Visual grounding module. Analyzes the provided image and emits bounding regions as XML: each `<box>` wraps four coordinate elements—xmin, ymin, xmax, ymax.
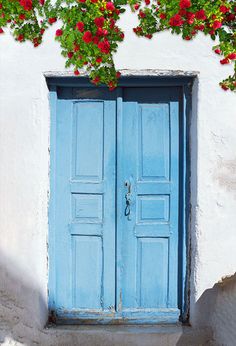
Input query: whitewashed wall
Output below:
<box><xmin>0</xmin><ymin>9</ymin><xmax>236</xmax><ymax>345</ymax></box>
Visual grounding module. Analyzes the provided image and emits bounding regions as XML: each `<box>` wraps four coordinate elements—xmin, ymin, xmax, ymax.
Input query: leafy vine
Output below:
<box><xmin>0</xmin><ymin>0</ymin><xmax>235</xmax><ymax>91</ymax></box>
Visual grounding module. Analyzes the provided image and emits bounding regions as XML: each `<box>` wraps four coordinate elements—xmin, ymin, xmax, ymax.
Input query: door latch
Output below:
<box><xmin>124</xmin><ymin>180</ymin><xmax>132</xmax><ymax>220</ymax></box>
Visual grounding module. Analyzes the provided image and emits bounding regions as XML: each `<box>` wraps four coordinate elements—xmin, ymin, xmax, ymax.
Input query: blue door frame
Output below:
<box><xmin>47</xmin><ymin>76</ymin><xmax>192</xmax><ymax>324</ymax></box>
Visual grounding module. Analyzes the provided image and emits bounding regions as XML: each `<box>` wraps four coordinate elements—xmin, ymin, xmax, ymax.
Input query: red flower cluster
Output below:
<box><xmin>166</xmin><ymin>1</ymin><xmax>229</xmax><ymax>37</ymax></box>
<box><xmin>82</xmin><ymin>31</ymin><xmax>93</xmax><ymax>43</ymax></box>
<box><xmin>179</xmin><ymin>0</ymin><xmax>191</xmax><ymax>10</ymax></box>
<box><xmin>19</xmin><ymin>0</ymin><xmax>32</xmax><ymax>11</ymax></box>
<box><xmin>195</xmin><ymin>9</ymin><xmax>206</xmax><ymax>20</ymax></box>
<box><xmin>132</xmin><ymin>0</ymin><xmax>236</xmax><ymax>91</ymax></box>
<box><xmin>79</xmin><ymin>25</ymin><xmax>111</xmax><ymax>54</ymax></box>
<box><xmin>52</xmin><ymin>0</ymin><xmax>124</xmax><ymax>89</ymax></box>
<box><xmin>76</xmin><ymin>21</ymin><xmax>84</xmax><ymax>32</ymax></box>
<box><xmin>98</xmin><ymin>39</ymin><xmax>110</xmax><ymax>54</ymax></box>
<box><xmin>94</xmin><ymin>16</ymin><xmax>105</xmax><ymax>27</ymax></box>
<box><xmin>169</xmin><ymin>14</ymin><xmax>183</xmax><ymax>26</ymax></box>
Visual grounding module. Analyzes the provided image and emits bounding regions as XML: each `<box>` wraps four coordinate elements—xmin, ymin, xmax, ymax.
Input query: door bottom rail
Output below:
<box><xmin>51</xmin><ymin>308</ymin><xmax>180</xmax><ymax>325</ymax></box>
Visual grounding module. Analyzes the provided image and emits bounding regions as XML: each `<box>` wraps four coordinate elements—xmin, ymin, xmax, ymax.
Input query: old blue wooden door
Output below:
<box><xmin>49</xmin><ymin>86</ymin><xmax>181</xmax><ymax>324</ymax></box>
<box><xmin>49</xmin><ymin>94</ymin><xmax>117</xmax><ymax>321</ymax></box>
<box><xmin>116</xmin><ymin>88</ymin><xmax>180</xmax><ymax>323</ymax></box>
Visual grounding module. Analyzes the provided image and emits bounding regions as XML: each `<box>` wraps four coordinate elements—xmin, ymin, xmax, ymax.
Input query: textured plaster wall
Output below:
<box><xmin>0</xmin><ymin>8</ymin><xmax>236</xmax><ymax>345</ymax></box>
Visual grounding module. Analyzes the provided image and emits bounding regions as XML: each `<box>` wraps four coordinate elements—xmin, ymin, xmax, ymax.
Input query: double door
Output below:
<box><xmin>49</xmin><ymin>86</ymin><xmax>181</xmax><ymax>324</ymax></box>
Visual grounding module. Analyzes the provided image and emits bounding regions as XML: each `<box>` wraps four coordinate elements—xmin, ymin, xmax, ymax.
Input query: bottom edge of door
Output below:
<box><xmin>53</xmin><ymin>309</ymin><xmax>180</xmax><ymax>325</ymax></box>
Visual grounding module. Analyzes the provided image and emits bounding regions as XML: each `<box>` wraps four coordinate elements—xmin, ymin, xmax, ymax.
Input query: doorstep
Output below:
<box><xmin>44</xmin><ymin>324</ymin><xmax>213</xmax><ymax>346</ymax></box>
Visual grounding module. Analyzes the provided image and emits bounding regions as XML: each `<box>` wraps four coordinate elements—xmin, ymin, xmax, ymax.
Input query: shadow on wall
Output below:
<box><xmin>0</xmin><ymin>252</ymin><xmax>48</xmax><ymax>345</ymax></box>
<box><xmin>192</xmin><ymin>272</ymin><xmax>236</xmax><ymax>346</ymax></box>
<box><xmin>0</xmin><ymin>251</ymin><xmax>235</xmax><ymax>346</ymax></box>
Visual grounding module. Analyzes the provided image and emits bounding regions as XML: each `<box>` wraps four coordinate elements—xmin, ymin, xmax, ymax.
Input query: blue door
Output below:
<box><xmin>49</xmin><ymin>86</ymin><xmax>183</xmax><ymax>324</ymax></box>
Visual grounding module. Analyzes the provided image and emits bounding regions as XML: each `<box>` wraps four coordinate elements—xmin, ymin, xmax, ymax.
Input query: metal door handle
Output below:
<box><xmin>124</xmin><ymin>180</ymin><xmax>132</xmax><ymax>219</ymax></box>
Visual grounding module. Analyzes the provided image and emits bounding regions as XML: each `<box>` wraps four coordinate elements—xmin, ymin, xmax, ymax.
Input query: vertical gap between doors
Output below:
<box><xmin>114</xmin><ymin>87</ymin><xmax>122</xmax><ymax>311</ymax></box>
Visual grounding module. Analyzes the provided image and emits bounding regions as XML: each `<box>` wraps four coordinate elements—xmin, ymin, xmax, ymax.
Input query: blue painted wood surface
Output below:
<box><xmin>117</xmin><ymin>90</ymin><xmax>179</xmax><ymax>319</ymax></box>
<box><xmin>50</xmin><ymin>98</ymin><xmax>116</xmax><ymax>314</ymax></box>
<box><xmin>49</xmin><ymin>85</ymin><xmax>184</xmax><ymax>324</ymax></box>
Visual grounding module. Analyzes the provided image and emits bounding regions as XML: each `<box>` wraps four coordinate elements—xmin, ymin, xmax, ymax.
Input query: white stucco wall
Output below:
<box><xmin>0</xmin><ymin>9</ymin><xmax>236</xmax><ymax>345</ymax></box>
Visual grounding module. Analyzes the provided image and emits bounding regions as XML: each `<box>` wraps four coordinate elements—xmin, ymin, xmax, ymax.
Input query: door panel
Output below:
<box><xmin>117</xmin><ymin>90</ymin><xmax>179</xmax><ymax>320</ymax></box>
<box><xmin>137</xmin><ymin>237</ymin><xmax>168</xmax><ymax>308</ymax></box>
<box><xmin>138</xmin><ymin>104</ymin><xmax>170</xmax><ymax>181</ymax></box>
<box><xmin>53</xmin><ymin>99</ymin><xmax>116</xmax><ymax>317</ymax></box>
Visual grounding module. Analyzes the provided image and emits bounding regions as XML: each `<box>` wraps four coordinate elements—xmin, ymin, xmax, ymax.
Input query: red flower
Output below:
<box><xmin>96</xmin><ymin>57</ymin><xmax>102</xmax><ymax>63</ymax></box>
<box><xmin>94</xmin><ymin>17</ymin><xmax>105</xmax><ymax>28</ymax></box>
<box><xmin>19</xmin><ymin>14</ymin><xmax>26</xmax><ymax>20</ymax></box>
<box><xmin>133</xmin><ymin>26</ymin><xmax>142</xmax><ymax>34</ymax></box>
<box><xmin>179</xmin><ymin>0</ymin><xmax>191</xmax><ymax>9</ymax></box>
<box><xmin>227</xmin><ymin>53</ymin><xmax>236</xmax><ymax>60</ymax></box>
<box><xmin>67</xmin><ymin>52</ymin><xmax>74</xmax><ymax>59</ymax></box>
<box><xmin>73</xmin><ymin>44</ymin><xmax>80</xmax><ymax>52</ymax></box>
<box><xmin>195</xmin><ymin>9</ymin><xmax>206</xmax><ymax>20</ymax></box>
<box><xmin>219</xmin><ymin>5</ymin><xmax>229</xmax><ymax>14</ymax></box>
<box><xmin>160</xmin><ymin>13</ymin><xmax>167</xmax><ymax>19</ymax></box>
<box><xmin>186</xmin><ymin>12</ymin><xmax>195</xmax><ymax>24</ymax></box>
<box><xmin>82</xmin><ymin>31</ymin><xmax>93</xmax><ymax>43</ymax></box>
<box><xmin>108</xmin><ymin>81</ymin><xmax>116</xmax><ymax>91</ymax></box>
<box><xmin>93</xmin><ymin>36</ymin><xmax>100</xmax><ymax>44</ymax></box>
<box><xmin>19</xmin><ymin>0</ymin><xmax>32</xmax><ymax>11</ymax></box>
<box><xmin>98</xmin><ymin>39</ymin><xmax>110</xmax><ymax>54</ymax></box>
<box><xmin>76</xmin><ymin>21</ymin><xmax>84</xmax><ymax>32</ymax></box>
<box><xmin>169</xmin><ymin>14</ymin><xmax>183</xmax><ymax>27</ymax></box>
<box><xmin>116</xmin><ymin>71</ymin><xmax>121</xmax><ymax>78</ymax></box>
<box><xmin>195</xmin><ymin>24</ymin><xmax>204</xmax><ymax>31</ymax></box>
<box><xmin>92</xmin><ymin>76</ymin><xmax>100</xmax><ymax>84</ymax></box>
<box><xmin>74</xmin><ymin>70</ymin><xmax>80</xmax><ymax>76</ymax></box>
<box><xmin>178</xmin><ymin>9</ymin><xmax>187</xmax><ymax>16</ymax></box>
<box><xmin>134</xmin><ymin>4</ymin><xmax>139</xmax><ymax>10</ymax></box>
<box><xmin>39</xmin><ymin>0</ymin><xmax>45</xmax><ymax>5</ymax></box>
<box><xmin>55</xmin><ymin>29</ymin><xmax>63</xmax><ymax>36</ymax></box>
<box><xmin>18</xmin><ymin>34</ymin><xmax>24</xmax><ymax>41</ymax></box>
<box><xmin>139</xmin><ymin>10</ymin><xmax>146</xmax><ymax>18</ymax></box>
<box><xmin>220</xmin><ymin>58</ymin><xmax>230</xmax><ymax>65</ymax></box>
<box><xmin>225</xmin><ymin>13</ymin><xmax>235</xmax><ymax>21</ymax></box>
<box><xmin>33</xmin><ymin>38</ymin><xmax>40</xmax><ymax>47</ymax></box>
<box><xmin>106</xmin><ymin>2</ymin><xmax>115</xmax><ymax>11</ymax></box>
<box><xmin>221</xmin><ymin>84</ymin><xmax>229</xmax><ymax>91</ymax></box>
<box><xmin>48</xmin><ymin>17</ymin><xmax>57</xmax><ymax>24</ymax></box>
<box><xmin>145</xmin><ymin>0</ymin><xmax>150</xmax><ymax>5</ymax></box>
<box><xmin>212</xmin><ymin>20</ymin><xmax>222</xmax><ymax>30</ymax></box>
<box><xmin>0</xmin><ymin>28</ymin><xmax>4</xmax><ymax>34</ymax></box>
<box><xmin>96</xmin><ymin>27</ymin><xmax>104</xmax><ymax>36</ymax></box>
<box><xmin>214</xmin><ymin>48</ymin><xmax>221</xmax><ymax>55</ymax></box>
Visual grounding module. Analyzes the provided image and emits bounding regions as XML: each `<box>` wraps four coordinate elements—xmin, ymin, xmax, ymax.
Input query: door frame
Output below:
<box><xmin>47</xmin><ymin>75</ymin><xmax>194</xmax><ymax>324</ymax></box>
